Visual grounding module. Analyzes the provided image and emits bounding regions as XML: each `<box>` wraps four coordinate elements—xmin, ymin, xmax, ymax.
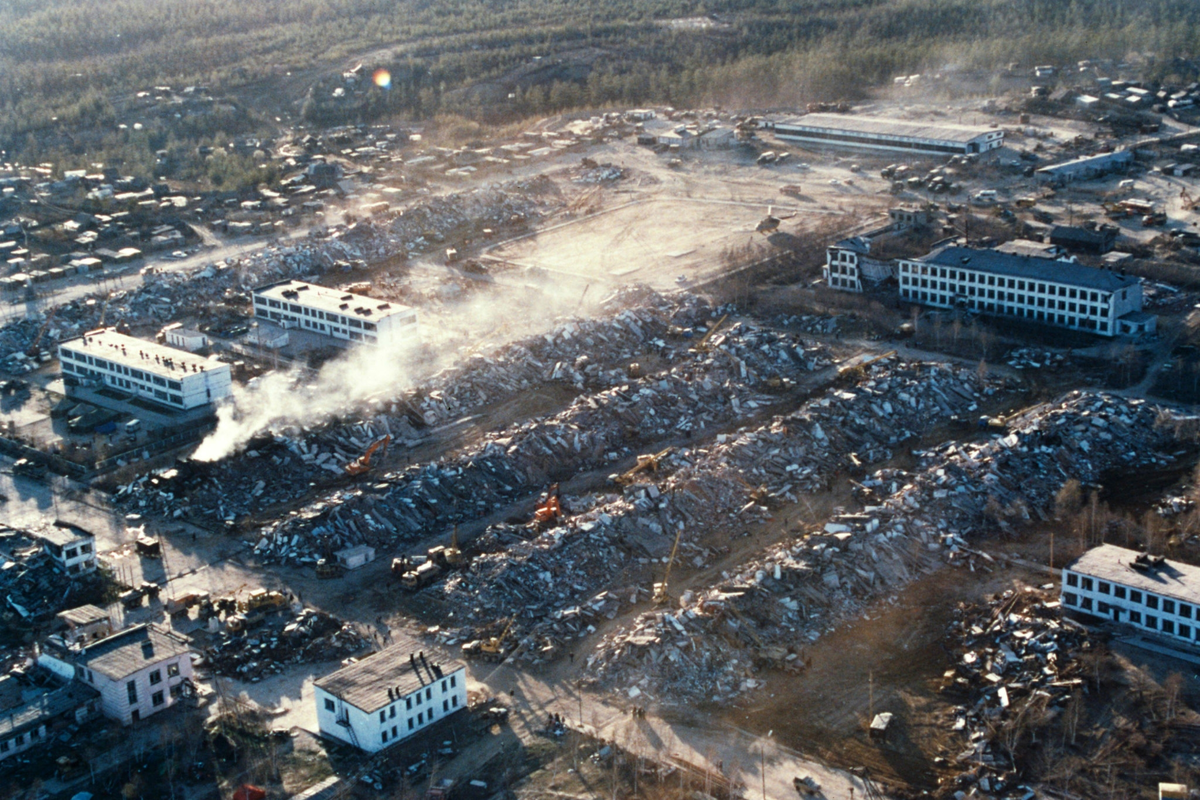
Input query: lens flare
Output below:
<box><xmin>373</xmin><ymin>68</ymin><xmax>392</xmax><ymax>89</ymax></box>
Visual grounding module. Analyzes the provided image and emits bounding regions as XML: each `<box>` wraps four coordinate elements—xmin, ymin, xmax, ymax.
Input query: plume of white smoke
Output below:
<box><xmin>191</xmin><ymin>281</ymin><xmax>595</xmax><ymax>462</ymax></box>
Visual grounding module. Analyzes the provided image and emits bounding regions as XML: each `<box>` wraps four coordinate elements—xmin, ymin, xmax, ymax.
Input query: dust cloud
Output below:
<box><xmin>191</xmin><ymin>280</ymin><xmax>594</xmax><ymax>462</ymax></box>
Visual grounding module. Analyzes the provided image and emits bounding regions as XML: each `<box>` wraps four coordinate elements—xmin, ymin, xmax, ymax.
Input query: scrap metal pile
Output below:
<box><xmin>583</xmin><ymin>393</ymin><xmax>1187</xmax><ymax>704</ymax></box>
<box><xmin>118</xmin><ymin>289</ymin><xmax>833</xmax><ymax>544</ymax></box>
<box><xmin>425</xmin><ymin>359</ymin><xmax>1011</xmax><ymax>677</ymax></box>
<box><xmin>204</xmin><ymin>609</ymin><xmax>370</xmax><ymax>681</ymax></box>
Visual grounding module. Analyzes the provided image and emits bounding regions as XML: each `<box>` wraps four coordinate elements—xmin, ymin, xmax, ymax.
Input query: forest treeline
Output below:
<box><xmin>5</xmin><ymin>0</ymin><xmax>1200</xmax><ymax>154</ymax></box>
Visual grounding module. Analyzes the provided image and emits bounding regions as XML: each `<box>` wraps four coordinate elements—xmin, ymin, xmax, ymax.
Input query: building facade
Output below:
<box><xmin>314</xmin><ymin>648</ymin><xmax>466</xmax><ymax>752</ymax></box>
<box><xmin>1035</xmin><ymin>149</ymin><xmax>1133</xmax><ymax>184</ymax></box>
<box><xmin>897</xmin><ymin>246</ymin><xmax>1153</xmax><ymax>337</ymax></box>
<box><xmin>38</xmin><ymin>624</ymin><xmax>195</xmax><ymax>725</ymax></box>
<box><xmin>775</xmin><ymin>114</ymin><xmax>1004</xmax><ymax>155</ymax></box>
<box><xmin>59</xmin><ymin>329</ymin><xmax>232</xmax><ymax>411</ymax></box>
<box><xmin>37</xmin><ymin>524</ymin><xmax>96</xmax><ymax>576</ymax></box>
<box><xmin>56</xmin><ymin>604</ymin><xmax>112</xmax><ymax>644</ymax></box>
<box><xmin>1063</xmin><ymin>545</ymin><xmax>1200</xmax><ymax>649</ymax></box>
<box><xmin>0</xmin><ymin>683</ymin><xmax>98</xmax><ymax>762</ymax></box>
<box><xmin>252</xmin><ymin>280</ymin><xmax>418</xmax><ymax>348</ymax></box>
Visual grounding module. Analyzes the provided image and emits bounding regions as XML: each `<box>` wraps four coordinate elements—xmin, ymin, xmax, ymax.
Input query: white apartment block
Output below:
<box><xmin>897</xmin><ymin>246</ymin><xmax>1154</xmax><ymax>337</ymax></box>
<box><xmin>315</xmin><ymin>648</ymin><xmax>466</xmax><ymax>752</ymax></box>
<box><xmin>1063</xmin><ymin>545</ymin><xmax>1200</xmax><ymax>648</ymax></box>
<box><xmin>37</xmin><ymin>523</ymin><xmax>96</xmax><ymax>576</ymax></box>
<box><xmin>252</xmin><ymin>280</ymin><xmax>417</xmax><ymax>348</ymax></box>
<box><xmin>59</xmin><ymin>328</ymin><xmax>232</xmax><ymax>410</ymax></box>
<box><xmin>38</xmin><ymin>624</ymin><xmax>195</xmax><ymax>725</ymax></box>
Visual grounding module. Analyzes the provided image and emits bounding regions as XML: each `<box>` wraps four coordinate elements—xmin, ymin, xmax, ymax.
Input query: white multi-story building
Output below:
<box><xmin>824</xmin><ymin>237</ymin><xmax>897</xmax><ymax>293</ymax></box>
<box><xmin>252</xmin><ymin>280</ymin><xmax>417</xmax><ymax>348</ymax></box>
<box><xmin>36</xmin><ymin>523</ymin><xmax>96</xmax><ymax>576</ymax></box>
<box><xmin>775</xmin><ymin>114</ymin><xmax>1004</xmax><ymax>156</ymax></box>
<box><xmin>314</xmin><ymin>648</ymin><xmax>466</xmax><ymax>752</ymax></box>
<box><xmin>897</xmin><ymin>245</ymin><xmax>1154</xmax><ymax>337</ymax></box>
<box><xmin>59</xmin><ymin>328</ymin><xmax>232</xmax><ymax>411</ymax></box>
<box><xmin>38</xmin><ymin>624</ymin><xmax>195</xmax><ymax>725</ymax></box>
<box><xmin>1063</xmin><ymin>545</ymin><xmax>1200</xmax><ymax>648</ymax></box>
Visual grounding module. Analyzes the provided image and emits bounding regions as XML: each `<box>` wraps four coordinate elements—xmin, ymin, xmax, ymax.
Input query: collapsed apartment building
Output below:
<box><xmin>822</xmin><ymin>207</ymin><xmax>928</xmax><ymax>292</ymax></box>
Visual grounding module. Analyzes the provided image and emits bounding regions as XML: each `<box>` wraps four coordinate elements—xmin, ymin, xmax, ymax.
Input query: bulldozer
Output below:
<box><xmin>531</xmin><ymin>484</ymin><xmax>564</xmax><ymax>530</ymax></box>
<box><xmin>462</xmin><ymin>618</ymin><xmax>514</xmax><ymax>662</ymax></box>
<box><xmin>345</xmin><ymin>435</ymin><xmax>391</xmax><ymax>477</ymax></box>
<box><xmin>238</xmin><ymin>589</ymin><xmax>288</xmax><ymax>614</ymax></box>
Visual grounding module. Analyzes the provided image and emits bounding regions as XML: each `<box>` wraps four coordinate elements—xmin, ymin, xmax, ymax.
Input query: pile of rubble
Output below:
<box><xmin>204</xmin><ymin>609</ymin><xmax>370</xmax><ymax>681</ymax></box>
<box><xmin>585</xmin><ymin>392</ymin><xmax>1187</xmax><ymax>703</ymax></box>
<box><xmin>119</xmin><ymin>290</ymin><xmax>833</xmax><ymax>537</ymax></box>
<box><xmin>1003</xmin><ymin>348</ymin><xmax>1067</xmax><ymax>370</ymax></box>
<box><xmin>0</xmin><ymin>527</ymin><xmax>110</xmax><ymax>627</ymax></box>
<box><xmin>425</xmin><ymin>359</ymin><xmax>1010</xmax><ymax>675</ymax></box>
<box><xmin>939</xmin><ymin>585</ymin><xmax>1085</xmax><ymax>788</ymax></box>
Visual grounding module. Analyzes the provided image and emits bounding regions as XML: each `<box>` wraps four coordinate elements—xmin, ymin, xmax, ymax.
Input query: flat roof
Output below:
<box><xmin>1067</xmin><ymin>544</ymin><xmax>1200</xmax><ymax>606</ymax></box>
<box><xmin>913</xmin><ymin>246</ymin><xmax>1139</xmax><ymax>292</ymax></box>
<box><xmin>73</xmin><ymin>624</ymin><xmax>192</xmax><ymax>680</ymax></box>
<box><xmin>993</xmin><ymin>239</ymin><xmax>1061</xmax><ymax>258</ymax></box>
<box><xmin>59</xmin><ymin>328</ymin><xmax>225</xmax><ymax>379</ymax></box>
<box><xmin>37</xmin><ymin>524</ymin><xmax>94</xmax><ymax>547</ymax></box>
<box><xmin>254</xmin><ymin>280</ymin><xmax>414</xmax><ymax>323</ymax></box>
<box><xmin>0</xmin><ymin>683</ymin><xmax>98</xmax><ymax>739</ymax></box>
<box><xmin>777</xmin><ymin>113</ymin><xmax>996</xmax><ymax>145</ymax></box>
<box><xmin>1036</xmin><ymin>149</ymin><xmax>1132</xmax><ymax>173</ymax></box>
<box><xmin>315</xmin><ymin>645</ymin><xmax>463</xmax><ymax>714</ymax></box>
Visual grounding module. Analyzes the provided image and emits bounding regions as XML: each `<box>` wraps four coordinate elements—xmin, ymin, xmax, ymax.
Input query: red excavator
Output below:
<box><xmin>345</xmin><ymin>435</ymin><xmax>391</xmax><ymax>477</ymax></box>
<box><xmin>531</xmin><ymin>483</ymin><xmax>564</xmax><ymax>529</ymax></box>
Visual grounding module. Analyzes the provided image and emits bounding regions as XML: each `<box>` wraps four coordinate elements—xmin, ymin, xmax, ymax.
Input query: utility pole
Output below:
<box><xmin>761</xmin><ymin>730</ymin><xmax>772</xmax><ymax>800</ymax></box>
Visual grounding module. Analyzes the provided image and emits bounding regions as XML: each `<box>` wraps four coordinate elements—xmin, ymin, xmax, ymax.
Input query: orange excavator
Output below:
<box><xmin>345</xmin><ymin>435</ymin><xmax>391</xmax><ymax>477</ymax></box>
<box><xmin>531</xmin><ymin>483</ymin><xmax>564</xmax><ymax>529</ymax></box>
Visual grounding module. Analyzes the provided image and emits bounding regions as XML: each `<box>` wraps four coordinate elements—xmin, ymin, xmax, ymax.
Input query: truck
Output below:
<box><xmin>401</xmin><ymin>560</ymin><xmax>442</xmax><ymax>591</ymax></box>
<box><xmin>12</xmin><ymin>458</ymin><xmax>47</xmax><ymax>479</ymax></box>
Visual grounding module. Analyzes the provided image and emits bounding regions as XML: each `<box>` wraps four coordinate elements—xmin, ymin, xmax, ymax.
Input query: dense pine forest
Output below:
<box><xmin>5</xmin><ymin>0</ymin><xmax>1200</xmax><ymax>156</ymax></box>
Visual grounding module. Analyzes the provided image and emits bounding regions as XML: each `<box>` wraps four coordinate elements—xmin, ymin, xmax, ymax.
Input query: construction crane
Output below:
<box><xmin>614</xmin><ymin>447</ymin><xmax>673</xmax><ymax>486</ymax></box>
<box><xmin>692</xmin><ymin>314</ymin><xmax>729</xmax><ymax>353</ymax></box>
<box><xmin>26</xmin><ymin>307</ymin><xmax>58</xmax><ymax>358</ymax></box>
<box><xmin>345</xmin><ymin>434</ymin><xmax>391</xmax><ymax>477</ymax></box>
<box><xmin>652</xmin><ymin>526</ymin><xmax>684</xmax><ymax>605</ymax></box>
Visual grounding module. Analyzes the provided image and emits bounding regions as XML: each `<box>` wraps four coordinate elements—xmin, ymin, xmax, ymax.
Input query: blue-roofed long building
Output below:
<box><xmin>897</xmin><ymin>245</ymin><xmax>1154</xmax><ymax>337</ymax></box>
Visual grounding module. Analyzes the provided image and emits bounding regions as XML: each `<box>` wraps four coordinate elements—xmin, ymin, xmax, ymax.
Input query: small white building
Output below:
<box><xmin>37</xmin><ymin>624</ymin><xmax>195</xmax><ymax>725</ymax></box>
<box><xmin>252</xmin><ymin>280</ymin><xmax>417</xmax><ymax>348</ymax></box>
<box><xmin>37</xmin><ymin>523</ymin><xmax>97</xmax><ymax>576</ymax></box>
<box><xmin>1063</xmin><ymin>544</ymin><xmax>1200</xmax><ymax>648</ymax></box>
<box><xmin>161</xmin><ymin>323</ymin><xmax>209</xmax><ymax>352</ymax></box>
<box><xmin>315</xmin><ymin>648</ymin><xmax>466</xmax><ymax>752</ymax></box>
<box><xmin>59</xmin><ymin>328</ymin><xmax>232</xmax><ymax>411</ymax></box>
<box><xmin>56</xmin><ymin>604</ymin><xmax>113</xmax><ymax>645</ymax></box>
<box><xmin>334</xmin><ymin>544</ymin><xmax>376</xmax><ymax>571</ymax></box>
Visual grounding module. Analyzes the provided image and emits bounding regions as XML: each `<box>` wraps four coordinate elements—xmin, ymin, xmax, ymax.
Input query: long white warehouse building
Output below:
<box><xmin>59</xmin><ymin>329</ymin><xmax>232</xmax><ymax>410</ymax></box>
<box><xmin>775</xmin><ymin>113</ymin><xmax>1004</xmax><ymax>155</ymax></box>
<box><xmin>252</xmin><ymin>280</ymin><xmax>417</xmax><ymax>347</ymax></box>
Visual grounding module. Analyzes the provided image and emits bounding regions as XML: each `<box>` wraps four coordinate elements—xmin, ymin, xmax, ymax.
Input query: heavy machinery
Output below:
<box><xmin>345</xmin><ymin>435</ymin><xmax>391</xmax><ymax>477</ymax></box>
<box><xmin>238</xmin><ymin>589</ymin><xmax>288</xmax><ymax>614</ymax></box>
<box><xmin>691</xmin><ymin>314</ymin><xmax>729</xmax><ymax>353</ymax></box>
<box><xmin>835</xmin><ymin>350</ymin><xmax>897</xmax><ymax>383</ymax></box>
<box><xmin>462</xmin><ymin>618</ymin><xmax>514</xmax><ymax>662</ymax></box>
<box><xmin>316</xmin><ymin>558</ymin><xmax>345</xmax><ymax>579</ymax></box>
<box><xmin>26</xmin><ymin>308</ymin><xmax>58</xmax><ymax>359</ymax></box>
<box><xmin>531</xmin><ymin>483</ymin><xmax>563</xmax><ymax>529</ymax></box>
<box><xmin>1182</xmin><ymin>187</ymin><xmax>1200</xmax><ymax>212</ymax></box>
<box><xmin>652</xmin><ymin>526</ymin><xmax>684</xmax><ymax>605</ymax></box>
<box><xmin>613</xmin><ymin>447</ymin><xmax>673</xmax><ymax>486</ymax></box>
<box><xmin>428</xmin><ymin>527</ymin><xmax>466</xmax><ymax>568</ymax></box>
<box><xmin>755</xmin><ymin>205</ymin><xmax>796</xmax><ymax>234</ymax></box>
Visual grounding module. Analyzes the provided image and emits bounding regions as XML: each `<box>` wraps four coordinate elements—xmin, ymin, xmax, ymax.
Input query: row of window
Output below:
<box><xmin>830</xmin><ymin>277</ymin><xmax>859</xmax><ymax>289</ymax></box>
<box><xmin>0</xmin><ymin>725</ymin><xmax>43</xmax><ymax>754</ymax></box>
<box><xmin>1066</xmin><ymin>572</ymin><xmax>1195</xmax><ymax>617</ymax></box>
<box><xmin>776</xmin><ymin>128</ymin><xmax>972</xmax><ymax>154</ymax></box>
<box><xmin>255</xmin><ymin>296</ymin><xmax>378</xmax><ymax>331</ymax></box>
<box><xmin>61</xmin><ymin>349</ymin><xmax>183</xmax><ymax>389</ymax></box>
<box><xmin>900</xmin><ymin>289</ymin><xmax>1111</xmax><ymax>332</ymax></box>
<box><xmin>379</xmin><ymin>696</ymin><xmax>460</xmax><ymax>744</ymax></box>
<box><xmin>899</xmin><ymin>262</ymin><xmax>1113</xmax><ymax>303</ymax></box>
<box><xmin>1064</xmin><ymin>592</ymin><xmax>1200</xmax><ymax>641</ymax></box>
<box><xmin>900</xmin><ymin>278</ymin><xmax>1108</xmax><ymax>317</ymax></box>
<box><xmin>62</xmin><ymin>362</ymin><xmax>186</xmax><ymax>405</ymax></box>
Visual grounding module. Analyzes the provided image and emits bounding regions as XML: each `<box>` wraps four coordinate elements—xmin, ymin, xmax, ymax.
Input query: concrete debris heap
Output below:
<box><xmin>120</xmin><ymin>289</ymin><xmax>833</xmax><ymax>540</ymax></box>
<box><xmin>584</xmin><ymin>393</ymin><xmax>1185</xmax><ymax>704</ymax></box>
<box><xmin>422</xmin><ymin>359</ymin><xmax>1010</xmax><ymax>674</ymax></box>
<box><xmin>0</xmin><ymin>526</ymin><xmax>110</xmax><ymax>624</ymax></box>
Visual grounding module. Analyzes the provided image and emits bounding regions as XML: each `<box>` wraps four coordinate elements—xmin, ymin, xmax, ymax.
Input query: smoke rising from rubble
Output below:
<box><xmin>192</xmin><ymin>285</ymin><xmax>595</xmax><ymax>462</ymax></box>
